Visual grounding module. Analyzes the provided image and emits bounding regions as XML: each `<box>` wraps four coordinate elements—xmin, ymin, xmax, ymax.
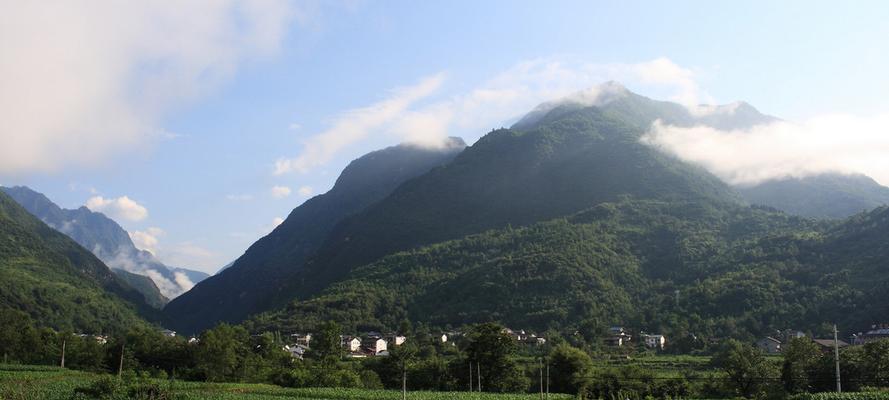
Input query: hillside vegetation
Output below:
<box><xmin>0</xmin><ymin>191</ymin><xmax>151</xmax><ymax>333</ymax></box>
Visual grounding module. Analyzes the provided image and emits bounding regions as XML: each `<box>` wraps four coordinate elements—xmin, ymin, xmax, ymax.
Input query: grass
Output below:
<box><xmin>0</xmin><ymin>364</ymin><xmax>574</xmax><ymax>400</ymax></box>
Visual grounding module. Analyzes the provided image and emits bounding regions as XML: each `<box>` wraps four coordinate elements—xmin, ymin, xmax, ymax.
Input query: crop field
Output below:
<box><xmin>0</xmin><ymin>364</ymin><xmax>574</xmax><ymax>400</ymax></box>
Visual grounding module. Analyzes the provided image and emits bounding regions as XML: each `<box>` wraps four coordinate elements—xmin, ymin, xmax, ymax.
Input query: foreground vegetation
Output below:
<box><xmin>0</xmin><ymin>365</ymin><xmax>573</xmax><ymax>400</ymax></box>
<box><xmin>7</xmin><ymin>309</ymin><xmax>889</xmax><ymax>399</ymax></box>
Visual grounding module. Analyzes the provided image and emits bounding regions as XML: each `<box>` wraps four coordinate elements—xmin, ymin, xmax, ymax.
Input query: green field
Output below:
<box><xmin>0</xmin><ymin>364</ymin><xmax>573</xmax><ymax>400</ymax></box>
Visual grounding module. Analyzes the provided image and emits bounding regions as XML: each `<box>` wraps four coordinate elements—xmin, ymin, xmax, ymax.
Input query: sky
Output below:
<box><xmin>3</xmin><ymin>1</ymin><xmax>889</xmax><ymax>273</ymax></box>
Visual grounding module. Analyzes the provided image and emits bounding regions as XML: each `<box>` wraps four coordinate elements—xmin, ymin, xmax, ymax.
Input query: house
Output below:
<box><xmin>608</xmin><ymin>326</ymin><xmax>625</xmax><ymax>335</ymax></box>
<box><xmin>362</xmin><ymin>337</ymin><xmax>388</xmax><ymax>355</ymax></box>
<box><xmin>757</xmin><ymin>337</ymin><xmax>782</xmax><ymax>354</ymax></box>
<box><xmin>605</xmin><ymin>327</ymin><xmax>632</xmax><ymax>347</ymax></box>
<box><xmin>642</xmin><ymin>334</ymin><xmax>666</xmax><ymax>350</ymax></box>
<box><xmin>851</xmin><ymin>325</ymin><xmax>889</xmax><ymax>345</ymax></box>
<box><xmin>365</xmin><ymin>331</ymin><xmax>383</xmax><ymax>339</ymax></box>
<box><xmin>812</xmin><ymin>338</ymin><xmax>849</xmax><ymax>353</ymax></box>
<box><xmin>434</xmin><ymin>333</ymin><xmax>448</xmax><ymax>343</ymax></box>
<box><xmin>188</xmin><ymin>337</ymin><xmax>200</xmax><ymax>345</ymax></box>
<box><xmin>341</xmin><ymin>336</ymin><xmax>361</xmax><ymax>352</ymax></box>
<box><xmin>283</xmin><ymin>344</ymin><xmax>309</xmax><ymax>359</ymax></box>
<box><xmin>516</xmin><ymin>333</ymin><xmax>546</xmax><ymax>346</ymax></box>
<box><xmin>160</xmin><ymin>329</ymin><xmax>176</xmax><ymax>338</ymax></box>
<box><xmin>290</xmin><ymin>333</ymin><xmax>312</xmax><ymax>347</ymax></box>
<box><xmin>385</xmin><ymin>334</ymin><xmax>407</xmax><ymax>346</ymax></box>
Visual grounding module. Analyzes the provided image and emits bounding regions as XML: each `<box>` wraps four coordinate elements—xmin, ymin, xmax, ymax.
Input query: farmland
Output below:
<box><xmin>0</xmin><ymin>364</ymin><xmax>573</xmax><ymax>400</ymax></box>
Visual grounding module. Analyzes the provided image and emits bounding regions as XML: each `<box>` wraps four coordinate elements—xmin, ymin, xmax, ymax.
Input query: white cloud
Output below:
<box><xmin>0</xmin><ymin>1</ymin><xmax>296</xmax><ymax>175</ymax></box>
<box><xmin>297</xmin><ymin>186</ymin><xmax>313</xmax><ymax>197</ymax></box>
<box><xmin>173</xmin><ymin>272</ymin><xmax>196</xmax><ymax>293</ymax></box>
<box><xmin>272</xmin><ymin>217</ymin><xmax>285</xmax><ymax>227</ymax></box>
<box><xmin>86</xmin><ymin>195</ymin><xmax>149</xmax><ymax>222</ymax></box>
<box><xmin>130</xmin><ymin>227</ymin><xmax>164</xmax><ymax>254</ymax></box>
<box><xmin>226</xmin><ymin>194</ymin><xmax>254</xmax><ymax>201</ymax></box>
<box><xmin>642</xmin><ymin>114</ymin><xmax>889</xmax><ymax>186</ymax></box>
<box><xmin>271</xmin><ymin>185</ymin><xmax>291</xmax><ymax>198</ymax></box>
<box><xmin>288</xmin><ymin>122</ymin><xmax>302</xmax><ymax>130</ymax></box>
<box><xmin>274</xmin><ymin>73</ymin><xmax>446</xmax><ymax>174</ymax></box>
<box><xmin>274</xmin><ymin>57</ymin><xmax>711</xmax><ymax>174</ymax></box>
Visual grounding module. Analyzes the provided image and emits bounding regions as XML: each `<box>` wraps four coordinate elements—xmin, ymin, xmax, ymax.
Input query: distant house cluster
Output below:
<box><xmin>851</xmin><ymin>325</ymin><xmax>889</xmax><ymax>345</ymax></box>
<box><xmin>756</xmin><ymin>329</ymin><xmax>851</xmax><ymax>354</ymax></box>
<box><xmin>503</xmin><ymin>328</ymin><xmax>547</xmax><ymax>346</ymax></box>
<box><xmin>74</xmin><ymin>333</ymin><xmax>108</xmax><ymax>345</ymax></box>
<box><xmin>340</xmin><ymin>331</ymin><xmax>398</xmax><ymax>357</ymax></box>
<box><xmin>602</xmin><ymin>326</ymin><xmax>667</xmax><ymax>350</ymax></box>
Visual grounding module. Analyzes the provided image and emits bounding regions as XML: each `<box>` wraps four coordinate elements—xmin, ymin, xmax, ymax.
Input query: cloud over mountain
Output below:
<box><xmin>274</xmin><ymin>57</ymin><xmax>714</xmax><ymax>175</ymax></box>
<box><xmin>643</xmin><ymin>113</ymin><xmax>889</xmax><ymax>186</ymax></box>
<box><xmin>86</xmin><ymin>196</ymin><xmax>149</xmax><ymax>222</ymax></box>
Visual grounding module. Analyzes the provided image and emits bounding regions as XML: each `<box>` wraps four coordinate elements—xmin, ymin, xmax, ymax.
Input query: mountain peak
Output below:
<box><xmin>512</xmin><ymin>82</ymin><xmax>633</xmax><ymax>129</ymax></box>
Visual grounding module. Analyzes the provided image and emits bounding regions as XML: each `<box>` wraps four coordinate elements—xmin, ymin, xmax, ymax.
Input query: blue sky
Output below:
<box><xmin>3</xmin><ymin>1</ymin><xmax>889</xmax><ymax>272</ymax></box>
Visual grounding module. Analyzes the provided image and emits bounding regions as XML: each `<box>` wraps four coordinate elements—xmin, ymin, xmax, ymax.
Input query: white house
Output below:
<box><xmin>362</xmin><ymin>338</ymin><xmax>387</xmax><ymax>355</ymax></box>
<box><xmin>290</xmin><ymin>333</ymin><xmax>312</xmax><ymax>347</ymax></box>
<box><xmin>344</xmin><ymin>337</ymin><xmax>361</xmax><ymax>352</ymax></box>
<box><xmin>385</xmin><ymin>334</ymin><xmax>406</xmax><ymax>346</ymax></box>
<box><xmin>283</xmin><ymin>344</ymin><xmax>309</xmax><ymax>359</ymax></box>
<box><xmin>160</xmin><ymin>329</ymin><xmax>176</xmax><ymax>337</ymax></box>
<box><xmin>642</xmin><ymin>334</ymin><xmax>666</xmax><ymax>350</ymax></box>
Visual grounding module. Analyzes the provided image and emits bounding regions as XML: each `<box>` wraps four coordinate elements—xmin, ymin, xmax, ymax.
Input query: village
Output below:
<box><xmin>64</xmin><ymin>323</ymin><xmax>889</xmax><ymax>362</ymax></box>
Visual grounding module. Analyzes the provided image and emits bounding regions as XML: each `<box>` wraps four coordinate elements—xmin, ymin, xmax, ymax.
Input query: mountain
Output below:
<box><xmin>167</xmin><ymin>84</ymin><xmax>785</xmax><ymax>332</ymax></box>
<box><xmin>0</xmin><ymin>190</ymin><xmax>153</xmax><ymax>332</ymax></box>
<box><xmin>163</xmin><ymin>138</ymin><xmax>468</xmax><ymax>333</ymax></box>
<box><xmin>737</xmin><ymin>173</ymin><xmax>889</xmax><ymax>219</ymax></box>
<box><xmin>250</xmin><ymin>196</ymin><xmax>889</xmax><ymax>341</ymax></box>
<box><xmin>247</xmin><ymin>198</ymin><xmax>820</xmax><ymax>336</ymax></box>
<box><xmin>270</xmin><ymin>87</ymin><xmax>759</xmax><ymax>302</ymax></box>
<box><xmin>168</xmin><ymin>83</ymin><xmax>889</xmax><ymax>337</ymax></box>
<box><xmin>0</xmin><ymin>186</ymin><xmax>209</xmax><ymax>303</ymax></box>
<box><xmin>111</xmin><ymin>268</ymin><xmax>168</xmax><ymax>309</ymax></box>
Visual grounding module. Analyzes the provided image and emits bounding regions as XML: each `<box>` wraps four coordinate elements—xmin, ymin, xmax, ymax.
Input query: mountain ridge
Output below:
<box><xmin>0</xmin><ymin>190</ymin><xmax>154</xmax><ymax>332</ymax></box>
<box><xmin>0</xmin><ymin>186</ymin><xmax>209</xmax><ymax>304</ymax></box>
<box><xmin>163</xmin><ymin>138</ymin><xmax>468</xmax><ymax>332</ymax></box>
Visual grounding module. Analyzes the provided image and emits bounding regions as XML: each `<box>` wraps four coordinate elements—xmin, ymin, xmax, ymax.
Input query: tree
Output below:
<box><xmin>306</xmin><ymin>321</ymin><xmax>343</xmax><ymax>364</ymax></box>
<box><xmin>548</xmin><ymin>344</ymin><xmax>593</xmax><ymax>394</ymax></box>
<box><xmin>781</xmin><ymin>338</ymin><xmax>821</xmax><ymax>394</ymax></box>
<box><xmin>862</xmin><ymin>339</ymin><xmax>889</xmax><ymax>387</ymax></box>
<box><xmin>464</xmin><ymin>323</ymin><xmax>528</xmax><ymax>392</ymax></box>
<box><xmin>711</xmin><ymin>339</ymin><xmax>777</xmax><ymax>398</ymax></box>
<box><xmin>194</xmin><ymin>323</ymin><xmax>248</xmax><ymax>382</ymax></box>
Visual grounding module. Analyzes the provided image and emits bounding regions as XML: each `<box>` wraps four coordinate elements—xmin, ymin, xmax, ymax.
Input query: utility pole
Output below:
<box><xmin>60</xmin><ymin>339</ymin><xmax>66</xmax><ymax>368</ymax></box>
<box><xmin>539</xmin><ymin>358</ymin><xmax>544</xmax><ymax>400</ymax></box>
<box><xmin>546</xmin><ymin>362</ymin><xmax>549</xmax><ymax>400</ymax></box>
<box><xmin>477</xmin><ymin>362</ymin><xmax>481</xmax><ymax>392</ymax></box>
<box><xmin>834</xmin><ymin>324</ymin><xmax>842</xmax><ymax>393</ymax></box>
<box><xmin>118</xmin><ymin>344</ymin><xmax>125</xmax><ymax>378</ymax></box>
<box><xmin>468</xmin><ymin>361</ymin><xmax>473</xmax><ymax>392</ymax></box>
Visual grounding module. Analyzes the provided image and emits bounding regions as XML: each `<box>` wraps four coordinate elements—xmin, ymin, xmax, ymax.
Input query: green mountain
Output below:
<box><xmin>0</xmin><ymin>190</ymin><xmax>153</xmax><ymax>333</ymax></box>
<box><xmin>272</xmin><ymin>88</ymin><xmax>758</xmax><ymax>304</ymax></box>
<box><xmin>0</xmin><ymin>186</ymin><xmax>210</xmax><ymax>303</ymax></box>
<box><xmin>112</xmin><ymin>268</ymin><xmax>168</xmax><ymax>309</ymax></box>
<box><xmin>164</xmin><ymin>138</ymin><xmax>467</xmax><ymax>333</ymax></box>
<box><xmin>166</xmin><ymin>85</ymin><xmax>781</xmax><ymax>332</ymax></box>
<box><xmin>167</xmin><ymin>83</ymin><xmax>889</xmax><ymax>338</ymax></box>
<box><xmin>250</xmin><ymin>197</ymin><xmax>889</xmax><ymax>340</ymax></box>
<box><xmin>737</xmin><ymin>173</ymin><xmax>889</xmax><ymax>219</ymax></box>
